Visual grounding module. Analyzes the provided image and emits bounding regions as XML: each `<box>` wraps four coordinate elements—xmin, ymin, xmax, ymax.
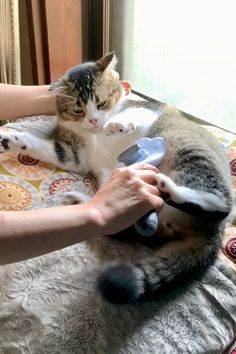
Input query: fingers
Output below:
<box><xmin>122</xmin><ymin>162</ymin><xmax>159</xmax><ymax>175</ymax></box>
<box><xmin>144</xmin><ymin>183</ymin><xmax>161</xmax><ymax>196</ymax></box>
<box><xmin>148</xmin><ymin>194</ymin><xmax>164</xmax><ymax>213</ymax></box>
<box><xmin>130</xmin><ymin>165</ymin><xmax>164</xmax><ymax>212</ymax></box>
<box><xmin>134</xmin><ymin>170</ymin><xmax>158</xmax><ymax>186</ymax></box>
<box><xmin>119</xmin><ymin>80</ymin><xmax>132</xmax><ymax>95</ymax></box>
<box><xmin>116</xmin><ymin>163</ymin><xmax>159</xmax><ymax>185</ymax></box>
<box><xmin>132</xmin><ymin>162</ymin><xmax>158</xmax><ymax>172</ymax></box>
<box><xmin>111</xmin><ymin>163</ymin><xmax>162</xmax><ymax>201</ymax></box>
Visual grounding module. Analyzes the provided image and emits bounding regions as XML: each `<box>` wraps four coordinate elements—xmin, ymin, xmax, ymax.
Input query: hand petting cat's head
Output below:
<box><xmin>50</xmin><ymin>53</ymin><xmax>124</xmax><ymax>131</ymax></box>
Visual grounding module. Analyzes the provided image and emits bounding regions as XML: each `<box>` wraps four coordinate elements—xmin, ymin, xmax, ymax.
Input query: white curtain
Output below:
<box><xmin>0</xmin><ymin>0</ymin><xmax>21</xmax><ymax>84</ymax></box>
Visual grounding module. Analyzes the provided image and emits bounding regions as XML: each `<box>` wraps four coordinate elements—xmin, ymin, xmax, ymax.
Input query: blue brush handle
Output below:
<box><xmin>117</xmin><ymin>137</ymin><xmax>166</xmax><ymax>237</ymax></box>
<box><xmin>135</xmin><ymin>211</ymin><xmax>158</xmax><ymax>237</ymax></box>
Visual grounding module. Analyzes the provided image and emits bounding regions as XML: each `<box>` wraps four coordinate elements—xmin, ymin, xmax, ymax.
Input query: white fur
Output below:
<box><xmin>0</xmin><ymin>103</ymin><xmax>159</xmax><ymax>177</ymax></box>
<box><xmin>0</xmin><ymin>131</ymin><xmax>56</xmax><ymax>160</ymax></box>
<box><xmin>80</xmin><ymin>100</ymin><xmax>111</xmax><ymax>131</ymax></box>
<box><xmin>156</xmin><ymin>173</ymin><xmax>228</xmax><ymax>212</ymax></box>
<box><xmin>62</xmin><ymin>105</ymin><xmax>160</xmax><ymax>177</ymax></box>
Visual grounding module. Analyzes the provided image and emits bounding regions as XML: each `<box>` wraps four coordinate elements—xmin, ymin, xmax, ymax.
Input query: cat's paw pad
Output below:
<box><xmin>0</xmin><ymin>136</ymin><xmax>10</xmax><ymax>153</ymax></box>
<box><xmin>60</xmin><ymin>191</ymin><xmax>90</xmax><ymax>205</ymax></box>
<box><xmin>156</xmin><ymin>174</ymin><xmax>170</xmax><ymax>191</ymax></box>
<box><xmin>156</xmin><ymin>174</ymin><xmax>185</xmax><ymax>203</ymax></box>
<box><xmin>156</xmin><ymin>173</ymin><xmax>178</xmax><ymax>199</ymax></box>
<box><xmin>0</xmin><ymin>133</ymin><xmax>27</xmax><ymax>153</ymax></box>
<box><xmin>104</xmin><ymin>122</ymin><xmax>135</xmax><ymax>136</ymax></box>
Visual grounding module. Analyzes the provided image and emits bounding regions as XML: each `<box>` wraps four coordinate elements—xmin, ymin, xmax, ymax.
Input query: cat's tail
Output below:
<box><xmin>96</xmin><ymin>228</ymin><xmax>222</xmax><ymax>304</ymax></box>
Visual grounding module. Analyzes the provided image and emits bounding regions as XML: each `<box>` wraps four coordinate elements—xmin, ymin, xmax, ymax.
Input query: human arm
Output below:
<box><xmin>0</xmin><ymin>84</ymin><xmax>55</xmax><ymax>120</ymax></box>
<box><xmin>0</xmin><ymin>163</ymin><xmax>163</xmax><ymax>265</ymax></box>
<box><xmin>0</xmin><ymin>80</ymin><xmax>131</xmax><ymax>121</ymax></box>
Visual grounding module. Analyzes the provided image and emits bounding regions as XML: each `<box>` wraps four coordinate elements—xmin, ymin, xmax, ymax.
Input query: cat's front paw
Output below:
<box><xmin>0</xmin><ymin>132</ymin><xmax>27</xmax><ymax>153</ymax></box>
<box><xmin>103</xmin><ymin>122</ymin><xmax>135</xmax><ymax>136</ymax></box>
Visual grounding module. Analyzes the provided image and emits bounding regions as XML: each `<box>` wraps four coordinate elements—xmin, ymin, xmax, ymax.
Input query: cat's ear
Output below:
<box><xmin>49</xmin><ymin>77</ymin><xmax>74</xmax><ymax>94</ymax></box>
<box><xmin>95</xmin><ymin>52</ymin><xmax>117</xmax><ymax>71</ymax></box>
<box><xmin>49</xmin><ymin>79</ymin><xmax>64</xmax><ymax>91</ymax></box>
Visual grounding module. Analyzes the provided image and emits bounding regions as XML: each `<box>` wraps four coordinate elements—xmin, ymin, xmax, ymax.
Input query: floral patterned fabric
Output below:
<box><xmin>0</xmin><ymin>118</ymin><xmax>235</xmax><ymax>353</ymax></box>
<box><xmin>0</xmin><ymin>154</ymin><xmax>78</xmax><ymax>211</ymax></box>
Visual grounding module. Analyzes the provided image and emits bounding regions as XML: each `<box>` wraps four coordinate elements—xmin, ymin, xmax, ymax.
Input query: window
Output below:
<box><xmin>110</xmin><ymin>0</ymin><xmax>236</xmax><ymax>133</ymax></box>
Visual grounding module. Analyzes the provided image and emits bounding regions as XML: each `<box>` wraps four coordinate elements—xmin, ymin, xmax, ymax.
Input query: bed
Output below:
<box><xmin>0</xmin><ymin>117</ymin><xmax>235</xmax><ymax>354</ymax></box>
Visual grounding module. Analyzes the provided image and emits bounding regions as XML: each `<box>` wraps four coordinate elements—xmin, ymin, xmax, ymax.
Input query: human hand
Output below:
<box><xmin>111</xmin><ymin>69</ymin><xmax>132</xmax><ymax>95</ymax></box>
<box><xmin>88</xmin><ymin>163</ymin><xmax>163</xmax><ymax>235</ymax></box>
<box><xmin>119</xmin><ymin>80</ymin><xmax>132</xmax><ymax>95</ymax></box>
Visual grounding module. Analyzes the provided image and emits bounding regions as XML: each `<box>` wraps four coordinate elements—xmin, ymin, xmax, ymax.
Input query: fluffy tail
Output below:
<box><xmin>96</xmin><ymin>230</ymin><xmax>222</xmax><ymax>304</ymax></box>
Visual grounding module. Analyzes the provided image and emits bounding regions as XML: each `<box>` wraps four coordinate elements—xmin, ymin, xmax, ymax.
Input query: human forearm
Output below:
<box><xmin>0</xmin><ymin>80</ymin><xmax>132</xmax><ymax>121</ymax></box>
<box><xmin>0</xmin><ymin>203</ymin><xmax>102</xmax><ymax>265</ymax></box>
<box><xmin>0</xmin><ymin>164</ymin><xmax>163</xmax><ymax>265</ymax></box>
<box><xmin>0</xmin><ymin>84</ymin><xmax>55</xmax><ymax>120</ymax></box>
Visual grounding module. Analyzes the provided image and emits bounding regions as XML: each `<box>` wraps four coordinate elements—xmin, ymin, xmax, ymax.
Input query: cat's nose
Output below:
<box><xmin>89</xmin><ymin>118</ymin><xmax>98</xmax><ymax>126</ymax></box>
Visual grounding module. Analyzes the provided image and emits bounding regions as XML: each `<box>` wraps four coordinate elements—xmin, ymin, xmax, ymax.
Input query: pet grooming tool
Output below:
<box><xmin>118</xmin><ymin>137</ymin><xmax>166</xmax><ymax>237</ymax></box>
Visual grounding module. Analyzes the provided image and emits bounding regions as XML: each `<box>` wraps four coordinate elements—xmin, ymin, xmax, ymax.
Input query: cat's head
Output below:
<box><xmin>50</xmin><ymin>52</ymin><xmax>124</xmax><ymax>131</ymax></box>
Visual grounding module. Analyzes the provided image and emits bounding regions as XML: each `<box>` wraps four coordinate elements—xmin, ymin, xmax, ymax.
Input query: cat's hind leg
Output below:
<box><xmin>156</xmin><ymin>173</ymin><xmax>231</xmax><ymax>219</ymax></box>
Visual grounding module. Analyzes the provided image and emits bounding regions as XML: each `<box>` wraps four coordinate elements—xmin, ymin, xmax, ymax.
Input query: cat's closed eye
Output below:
<box><xmin>72</xmin><ymin>107</ymin><xmax>84</xmax><ymax>115</ymax></box>
<box><xmin>97</xmin><ymin>101</ymin><xmax>108</xmax><ymax>110</ymax></box>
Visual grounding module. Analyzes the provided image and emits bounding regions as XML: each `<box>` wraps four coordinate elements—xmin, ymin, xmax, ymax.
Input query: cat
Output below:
<box><xmin>0</xmin><ymin>52</ymin><xmax>233</xmax><ymax>304</ymax></box>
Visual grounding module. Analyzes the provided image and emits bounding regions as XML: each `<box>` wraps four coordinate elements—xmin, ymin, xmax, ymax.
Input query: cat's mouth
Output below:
<box><xmin>84</xmin><ymin>124</ymin><xmax>103</xmax><ymax>132</ymax></box>
<box><xmin>91</xmin><ymin>126</ymin><xmax>103</xmax><ymax>132</ymax></box>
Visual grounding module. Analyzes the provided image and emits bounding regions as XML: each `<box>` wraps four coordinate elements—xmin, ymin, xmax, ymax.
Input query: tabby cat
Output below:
<box><xmin>0</xmin><ymin>53</ymin><xmax>232</xmax><ymax>304</ymax></box>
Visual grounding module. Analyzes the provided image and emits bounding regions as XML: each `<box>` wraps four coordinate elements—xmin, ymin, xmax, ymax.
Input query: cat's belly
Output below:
<box><xmin>87</xmin><ymin>130</ymin><xmax>150</xmax><ymax>172</ymax></box>
<box><xmin>157</xmin><ymin>203</ymin><xmax>193</xmax><ymax>239</ymax></box>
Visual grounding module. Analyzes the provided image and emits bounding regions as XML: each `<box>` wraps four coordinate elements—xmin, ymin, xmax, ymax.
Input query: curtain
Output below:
<box><xmin>0</xmin><ymin>0</ymin><xmax>21</xmax><ymax>84</ymax></box>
